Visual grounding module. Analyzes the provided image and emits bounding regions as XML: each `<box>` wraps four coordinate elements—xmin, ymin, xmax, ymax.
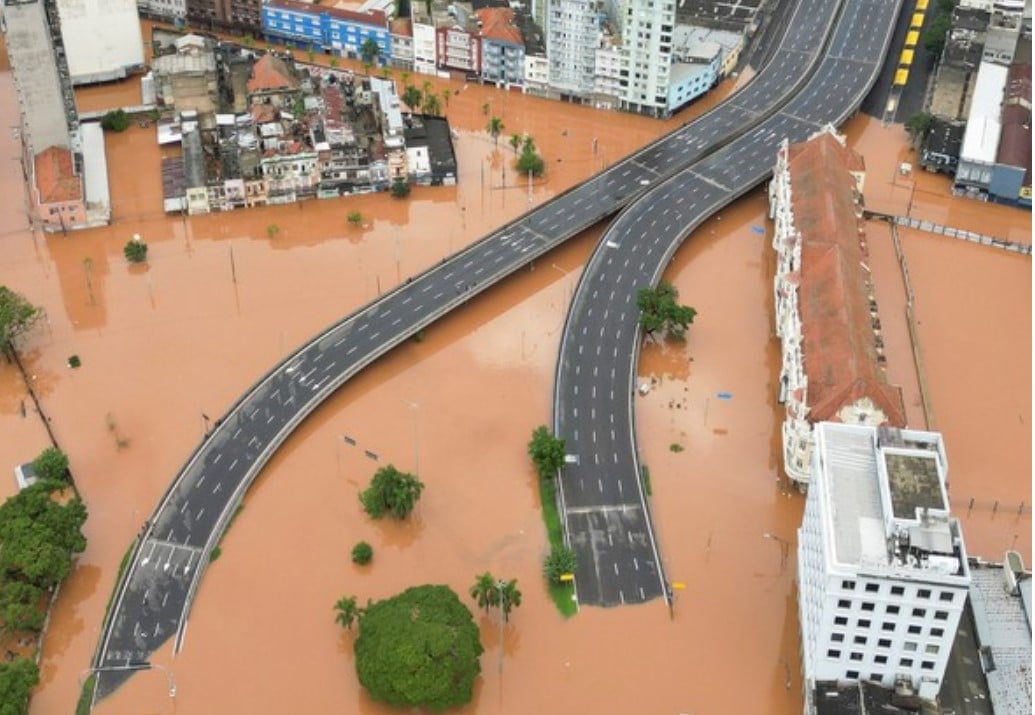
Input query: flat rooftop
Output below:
<box><xmin>884</xmin><ymin>452</ymin><xmax>946</xmax><ymax>520</ymax></box>
<box><xmin>969</xmin><ymin>565</ymin><xmax>1033</xmax><ymax>715</ymax></box>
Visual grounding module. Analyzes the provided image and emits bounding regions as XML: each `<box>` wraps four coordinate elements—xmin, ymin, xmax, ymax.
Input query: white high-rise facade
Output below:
<box><xmin>798</xmin><ymin>423</ymin><xmax>970</xmax><ymax>706</ymax></box>
<box><xmin>546</xmin><ymin>0</ymin><xmax>599</xmax><ymax>99</ymax></box>
<box><xmin>615</xmin><ymin>0</ymin><xmax>673</xmax><ymax>116</ymax></box>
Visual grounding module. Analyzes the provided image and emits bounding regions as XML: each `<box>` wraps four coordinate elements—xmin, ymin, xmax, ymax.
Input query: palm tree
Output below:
<box><xmin>334</xmin><ymin>596</ymin><xmax>360</xmax><ymax>630</ymax></box>
<box><xmin>497</xmin><ymin>579</ymin><xmax>522</xmax><ymax>622</ymax></box>
<box><xmin>360</xmin><ymin>37</ymin><xmax>381</xmax><ymax>70</ymax></box>
<box><xmin>469</xmin><ymin>572</ymin><xmax>499</xmax><ymax>613</ymax></box>
<box><xmin>508</xmin><ymin>133</ymin><xmax>521</xmax><ymax>154</ymax></box>
<box><xmin>422</xmin><ymin>92</ymin><xmax>442</xmax><ymax>116</ymax></box>
<box><xmin>487</xmin><ymin>117</ymin><xmax>504</xmax><ymax>145</ymax></box>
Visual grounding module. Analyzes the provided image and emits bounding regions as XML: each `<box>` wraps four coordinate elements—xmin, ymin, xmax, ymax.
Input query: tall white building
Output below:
<box><xmin>798</xmin><ymin>422</ymin><xmax>971</xmax><ymax>708</ymax></box>
<box><xmin>615</xmin><ymin>0</ymin><xmax>673</xmax><ymax>116</ymax></box>
<box><xmin>546</xmin><ymin>0</ymin><xmax>599</xmax><ymax>99</ymax></box>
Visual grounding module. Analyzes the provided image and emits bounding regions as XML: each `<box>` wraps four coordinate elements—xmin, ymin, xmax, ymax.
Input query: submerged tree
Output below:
<box><xmin>636</xmin><ymin>281</ymin><xmax>697</xmax><ymax>341</ymax></box>
<box><xmin>0</xmin><ymin>286</ymin><xmax>44</xmax><ymax>357</ymax></box>
<box><xmin>359</xmin><ymin>465</ymin><xmax>424</xmax><ymax>519</ymax></box>
<box><xmin>354</xmin><ymin>585</ymin><xmax>482</xmax><ymax>710</ymax></box>
<box><xmin>527</xmin><ymin>425</ymin><xmax>565</xmax><ymax>480</ymax></box>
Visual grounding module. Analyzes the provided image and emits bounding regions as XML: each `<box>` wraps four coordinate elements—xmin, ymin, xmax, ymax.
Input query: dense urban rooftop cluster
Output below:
<box><xmin>150</xmin><ymin>30</ymin><xmax>456</xmax><ymax>214</ymax></box>
<box><xmin>918</xmin><ymin>0</ymin><xmax>1031</xmax><ymax>207</ymax></box>
<box><xmin>137</xmin><ymin>0</ymin><xmax>755</xmax><ymax>117</ymax></box>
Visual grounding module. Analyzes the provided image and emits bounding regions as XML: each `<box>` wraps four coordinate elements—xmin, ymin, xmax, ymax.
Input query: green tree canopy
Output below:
<box><xmin>100</xmin><ymin>109</ymin><xmax>130</xmax><ymax>132</ymax></box>
<box><xmin>497</xmin><ymin>578</ymin><xmax>521</xmax><ymax>622</ymax></box>
<box><xmin>543</xmin><ymin>546</ymin><xmax>577</xmax><ymax>585</ymax></box>
<box><xmin>487</xmin><ymin>116</ymin><xmax>504</xmax><ymax>145</ymax></box>
<box><xmin>359</xmin><ymin>465</ymin><xmax>424</xmax><ymax>519</ymax></box>
<box><xmin>636</xmin><ymin>281</ymin><xmax>697</xmax><ymax>341</ymax></box>
<box><xmin>0</xmin><ymin>580</ymin><xmax>44</xmax><ymax>634</ymax></box>
<box><xmin>360</xmin><ymin>37</ymin><xmax>381</xmax><ymax>67</ymax></box>
<box><xmin>469</xmin><ymin>572</ymin><xmax>499</xmax><ymax>613</ymax></box>
<box><xmin>421</xmin><ymin>92</ymin><xmax>442</xmax><ymax>116</ymax></box>
<box><xmin>334</xmin><ymin>595</ymin><xmax>361</xmax><ymax>630</ymax></box>
<box><xmin>527</xmin><ymin>425</ymin><xmax>565</xmax><ymax>480</ymax></box>
<box><xmin>355</xmin><ymin>585</ymin><xmax>482</xmax><ymax>710</ymax></box>
<box><xmin>32</xmin><ymin>447</ymin><xmax>69</xmax><ymax>483</ymax></box>
<box><xmin>402</xmin><ymin>84</ymin><xmax>422</xmax><ymax>111</ymax></box>
<box><xmin>516</xmin><ymin>140</ymin><xmax>545</xmax><ymax>177</ymax></box>
<box><xmin>390</xmin><ymin>179</ymin><xmax>411</xmax><ymax>198</ymax></box>
<box><xmin>905</xmin><ymin>112</ymin><xmax>934</xmax><ymax>143</ymax></box>
<box><xmin>0</xmin><ymin>482</ymin><xmax>88</xmax><ymax>588</ymax></box>
<box><xmin>0</xmin><ymin>657</ymin><xmax>39</xmax><ymax>715</ymax></box>
<box><xmin>0</xmin><ymin>286</ymin><xmax>43</xmax><ymax>355</ymax></box>
<box><xmin>124</xmin><ymin>239</ymin><xmax>148</xmax><ymax>263</ymax></box>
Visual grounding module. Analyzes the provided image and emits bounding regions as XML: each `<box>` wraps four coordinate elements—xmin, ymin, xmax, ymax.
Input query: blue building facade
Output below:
<box><xmin>263</xmin><ymin>0</ymin><xmax>391</xmax><ymax>61</ymax></box>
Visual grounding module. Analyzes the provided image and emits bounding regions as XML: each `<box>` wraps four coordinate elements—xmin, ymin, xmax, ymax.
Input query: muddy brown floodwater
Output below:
<box><xmin>0</xmin><ymin>46</ymin><xmax>1026</xmax><ymax>714</ymax></box>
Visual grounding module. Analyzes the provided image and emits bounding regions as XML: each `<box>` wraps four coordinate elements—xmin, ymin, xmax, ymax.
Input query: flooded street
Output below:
<box><xmin>0</xmin><ymin>46</ymin><xmax>1027</xmax><ymax>714</ymax></box>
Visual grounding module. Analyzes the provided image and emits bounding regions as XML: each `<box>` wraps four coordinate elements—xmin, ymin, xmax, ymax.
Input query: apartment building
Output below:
<box><xmin>798</xmin><ymin>423</ymin><xmax>970</xmax><ymax>706</ymax></box>
<box><xmin>547</xmin><ymin>0</ymin><xmax>600</xmax><ymax>100</ymax></box>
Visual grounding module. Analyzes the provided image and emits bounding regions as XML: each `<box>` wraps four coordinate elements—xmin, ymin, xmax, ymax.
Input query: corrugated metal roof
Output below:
<box><xmin>961</xmin><ymin>62</ymin><xmax>1008</xmax><ymax>164</ymax></box>
<box><xmin>969</xmin><ymin>566</ymin><xmax>1033</xmax><ymax>715</ymax></box>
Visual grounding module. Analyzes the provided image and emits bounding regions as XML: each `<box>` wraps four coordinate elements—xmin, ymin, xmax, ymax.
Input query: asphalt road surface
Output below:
<box><xmin>554</xmin><ymin>0</ymin><xmax>904</xmax><ymax>607</ymax></box>
<box><xmin>92</xmin><ymin>0</ymin><xmax>900</xmax><ymax>699</ymax></box>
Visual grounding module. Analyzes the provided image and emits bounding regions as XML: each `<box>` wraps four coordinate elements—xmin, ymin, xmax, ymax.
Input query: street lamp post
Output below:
<box><xmin>409</xmin><ymin>401</ymin><xmax>420</xmax><ymax>476</ymax></box>
<box><xmin>763</xmin><ymin>532</ymin><xmax>790</xmax><ymax>571</ymax></box>
<box><xmin>496</xmin><ymin>579</ymin><xmax>506</xmax><ymax>674</ymax></box>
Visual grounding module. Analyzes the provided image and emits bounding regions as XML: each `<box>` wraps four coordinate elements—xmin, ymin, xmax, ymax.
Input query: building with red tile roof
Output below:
<box><xmin>768</xmin><ymin>125</ymin><xmax>906</xmax><ymax>488</ymax></box>
<box><xmin>247</xmin><ymin>53</ymin><xmax>301</xmax><ymax>99</ymax></box>
<box><xmin>32</xmin><ymin>146</ymin><xmax>87</xmax><ymax>231</ymax></box>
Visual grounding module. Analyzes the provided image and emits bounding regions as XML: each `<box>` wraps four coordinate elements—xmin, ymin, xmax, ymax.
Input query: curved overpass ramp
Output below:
<box><xmin>553</xmin><ymin>0</ymin><xmax>904</xmax><ymax>606</ymax></box>
<box><xmin>91</xmin><ymin>0</ymin><xmax>873</xmax><ymax>699</ymax></box>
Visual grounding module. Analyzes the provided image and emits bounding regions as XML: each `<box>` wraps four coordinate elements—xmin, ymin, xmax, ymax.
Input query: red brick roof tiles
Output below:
<box><xmin>476</xmin><ymin>7</ymin><xmax>522</xmax><ymax>45</ymax></box>
<box><xmin>33</xmin><ymin>146</ymin><xmax>82</xmax><ymax>204</ymax></box>
<box><xmin>248</xmin><ymin>54</ymin><xmax>300</xmax><ymax>94</ymax></box>
<box><xmin>787</xmin><ymin>131</ymin><xmax>906</xmax><ymax>428</ymax></box>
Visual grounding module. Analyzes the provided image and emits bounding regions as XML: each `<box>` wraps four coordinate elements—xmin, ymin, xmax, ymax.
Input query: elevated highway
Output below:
<box><xmin>92</xmin><ymin>0</ymin><xmax>884</xmax><ymax>699</ymax></box>
<box><xmin>554</xmin><ymin>0</ymin><xmax>905</xmax><ymax>606</ymax></box>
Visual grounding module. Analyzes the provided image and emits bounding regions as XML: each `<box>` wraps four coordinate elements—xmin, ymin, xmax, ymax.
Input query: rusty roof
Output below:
<box><xmin>391</xmin><ymin>17</ymin><xmax>413</xmax><ymax>36</ymax></box>
<box><xmin>33</xmin><ymin>146</ymin><xmax>83</xmax><ymax>204</ymax></box>
<box><xmin>247</xmin><ymin>53</ymin><xmax>300</xmax><ymax>94</ymax></box>
<box><xmin>787</xmin><ymin>131</ymin><xmax>906</xmax><ymax>428</ymax></box>
<box><xmin>476</xmin><ymin>7</ymin><xmax>523</xmax><ymax>45</ymax></box>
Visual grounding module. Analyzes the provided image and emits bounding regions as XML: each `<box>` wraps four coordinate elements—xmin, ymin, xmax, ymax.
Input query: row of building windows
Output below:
<box><xmin>831</xmin><ymin>629</ymin><xmax>945</xmax><ymax>646</ymax></box>
<box><xmin>841</xmin><ymin>580</ymin><xmax>958</xmax><ymax>603</ymax></box>
<box><xmin>826</xmin><ymin>650</ymin><xmax>938</xmax><ymax>671</ymax></box>
<box><xmin>835</xmin><ymin>600</ymin><xmax>952</xmax><ymax>621</ymax></box>
<box><xmin>832</xmin><ymin>615</ymin><xmax>950</xmax><ymax>632</ymax></box>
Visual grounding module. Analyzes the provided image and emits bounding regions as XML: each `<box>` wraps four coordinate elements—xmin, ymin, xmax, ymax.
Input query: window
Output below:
<box><xmin>831</xmin><ymin>633</ymin><xmax>845</xmax><ymax>643</ymax></box>
<box><xmin>846</xmin><ymin>670</ymin><xmax>860</xmax><ymax>679</ymax></box>
<box><xmin>842</xmin><ymin>580</ymin><xmax>856</xmax><ymax>590</ymax></box>
<box><xmin>835</xmin><ymin>616</ymin><xmax>848</xmax><ymax>626</ymax></box>
<box><xmin>882</xmin><ymin>622</ymin><xmax>895</xmax><ymax>632</ymax></box>
<box><xmin>912</xmin><ymin>608</ymin><xmax>926</xmax><ymax>618</ymax></box>
<box><xmin>900</xmin><ymin>658</ymin><xmax>913</xmax><ymax>667</ymax></box>
<box><xmin>934</xmin><ymin>611</ymin><xmax>949</xmax><ymax>621</ymax></box>
<box><xmin>878</xmin><ymin>639</ymin><xmax>891</xmax><ymax>648</ymax></box>
<box><xmin>925</xmin><ymin>644</ymin><xmax>940</xmax><ymax>655</ymax></box>
<box><xmin>850</xmin><ymin>652</ymin><xmax>863</xmax><ymax>662</ymax></box>
<box><xmin>865</xmin><ymin>583</ymin><xmax>880</xmax><ymax>593</ymax></box>
<box><xmin>921</xmin><ymin>661</ymin><xmax>935</xmax><ymax>670</ymax></box>
<box><xmin>854</xmin><ymin>635</ymin><xmax>867</xmax><ymax>645</ymax></box>
<box><xmin>918</xmin><ymin>589</ymin><xmax>932</xmax><ymax>599</ymax></box>
<box><xmin>870</xmin><ymin>672</ymin><xmax>883</xmax><ymax>681</ymax></box>
<box><xmin>891</xmin><ymin>586</ymin><xmax>905</xmax><ymax>596</ymax></box>
<box><xmin>858</xmin><ymin>619</ymin><xmax>871</xmax><ymax>629</ymax></box>
<box><xmin>827</xmin><ymin>649</ymin><xmax>841</xmax><ymax>658</ymax></box>
<box><xmin>908</xmin><ymin>625</ymin><xmax>922</xmax><ymax>635</ymax></box>
<box><xmin>930</xmin><ymin>628</ymin><xmax>944</xmax><ymax>638</ymax></box>
<box><xmin>904</xmin><ymin>642</ymin><xmax>918</xmax><ymax>652</ymax></box>
<box><xmin>939</xmin><ymin>591</ymin><xmax>955</xmax><ymax>602</ymax></box>
<box><xmin>862</xmin><ymin>602</ymin><xmax>875</xmax><ymax>612</ymax></box>
<box><xmin>875</xmin><ymin>655</ymin><xmax>888</xmax><ymax>664</ymax></box>
<box><xmin>886</xmin><ymin>605</ymin><xmax>900</xmax><ymax>615</ymax></box>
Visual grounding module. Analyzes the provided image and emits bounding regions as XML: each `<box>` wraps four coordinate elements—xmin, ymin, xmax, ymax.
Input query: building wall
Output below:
<box><xmin>666</xmin><ymin>56</ymin><xmax>717</xmax><ymax>113</ymax></box>
<box><xmin>390</xmin><ymin>32</ymin><xmax>414</xmax><ymax>68</ymax></box>
<box><xmin>412</xmin><ymin>21</ymin><xmax>437</xmax><ymax>74</ymax></box>
<box><xmin>436</xmin><ymin>26</ymin><xmax>479</xmax><ymax>72</ymax></box>
<box><xmin>523</xmin><ymin>53</ymin><xmax>549</xmax><ymax>94</ymax></box>
<box><xmin>547</xmin><ymin>0</ymin><xmax>599</xmax><ymax>98</ymax></box>
<box><xmin>3</xmin><ymin>0</ymin><xmax>74</xmax><ymax>157</ymax></box>
<box><xmin>138</xmin><ymin>0</ymin><xmax>187</xmax><ymax>21</ymax></box>
<box><xmin>481</xmin><ymin>39</ymin><xmax>523</xmax><ymax>85</ymax></box>
<box><xmin>618</xmin><ymin>0</ymin><xmax>675</xmax><ymax>116</ymax></box>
